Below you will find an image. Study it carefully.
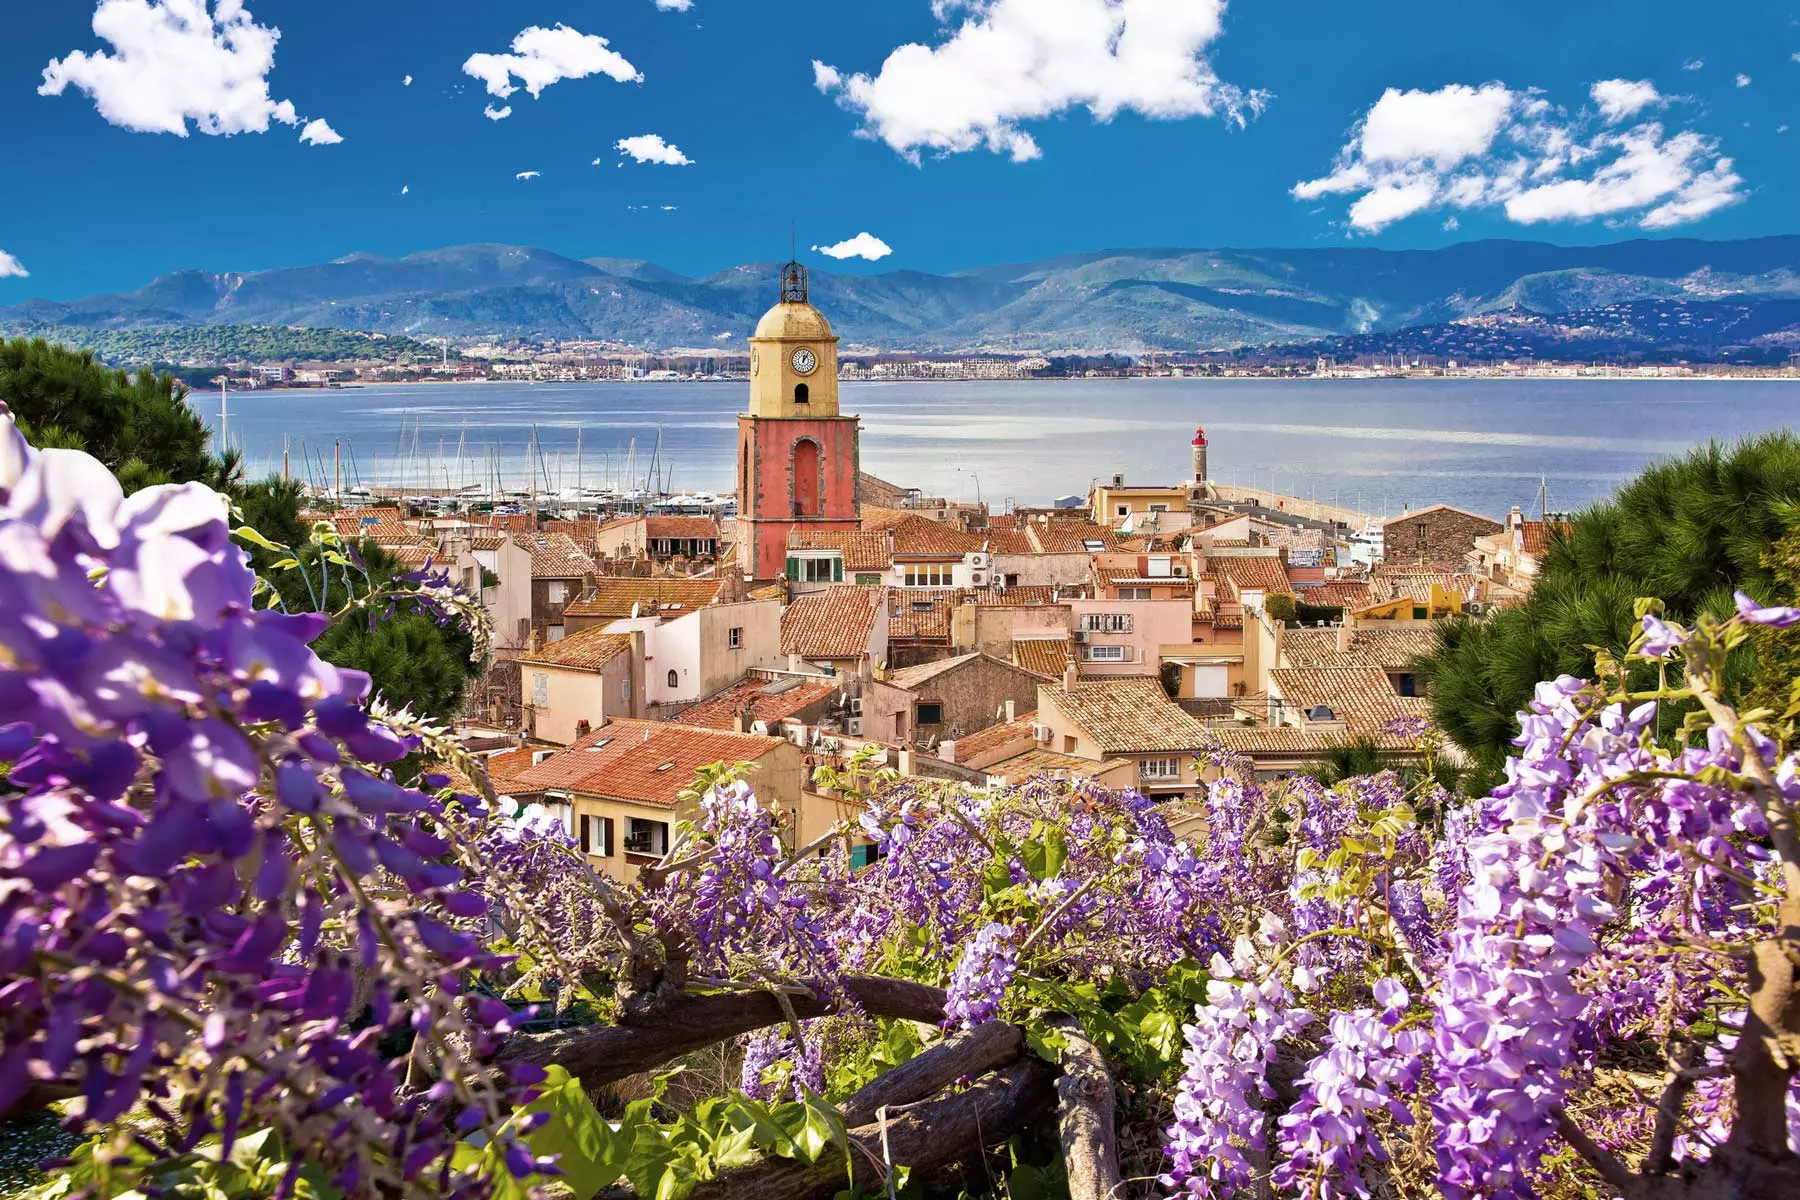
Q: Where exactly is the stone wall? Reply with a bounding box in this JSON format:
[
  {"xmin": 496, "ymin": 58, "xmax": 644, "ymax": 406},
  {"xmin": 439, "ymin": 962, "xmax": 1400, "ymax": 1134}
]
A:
[{"xmin": 1383, "ymin": 508, "xmax": 1503, "ymax": 568}]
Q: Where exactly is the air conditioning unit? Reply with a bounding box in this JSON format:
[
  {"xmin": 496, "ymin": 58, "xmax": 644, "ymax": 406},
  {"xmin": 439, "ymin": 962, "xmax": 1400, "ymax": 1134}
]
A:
[
  {"xmin": 751, "ymin": 720, "xmax": 770, "ymax": 736},
  {"xmin": 1071, "ymin": 630, "xmax": 1090, "ymax": 643},
  {"xmin": 1031, "ymin": 724, "xmax": 1052, "ymax": 743},
  {"xmin": 848, "ymin": 718, "xmax": 864, "ymax": 736},
  {"xmin": 849, "ymin": 697, "xmax": 863, "ymax": 716}
]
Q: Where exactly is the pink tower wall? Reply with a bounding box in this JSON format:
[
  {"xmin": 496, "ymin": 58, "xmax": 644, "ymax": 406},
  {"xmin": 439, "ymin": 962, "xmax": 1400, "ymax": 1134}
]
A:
[{"xmin": 737, "ymin": 414, "xmax": 861, "ymax": 579}]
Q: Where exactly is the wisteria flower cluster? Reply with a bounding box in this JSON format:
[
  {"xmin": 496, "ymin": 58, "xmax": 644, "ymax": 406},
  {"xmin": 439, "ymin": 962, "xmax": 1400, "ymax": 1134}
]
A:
[{"xmin": 0, "ymin": 416, "xmax": 568, "ymax": 1195}]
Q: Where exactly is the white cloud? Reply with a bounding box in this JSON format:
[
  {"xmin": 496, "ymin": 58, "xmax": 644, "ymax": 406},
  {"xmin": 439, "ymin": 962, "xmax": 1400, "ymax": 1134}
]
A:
[
  {"xmin": 1737, "ymin": 73, "xmax": 1753, "ymax": 87},
  {"xmin": 298, "ymin": 118, "xmax": 341, "ymax": 145},
  {"xmin": 1442, "ymin": 216, "xmax": 1460, "ymax": 231},
  {"xmin": 1683, "ymin": 58, "xmax": 1704, "ymax": 71},
  {"xmin": 516, "ymin": 170, "xmax": 540, "ymax": 180},
  {"xmin": 1793, "ymin": 53, "xmax": 1800, "ymax": 64},
  {"xmin": 39, "ymin": 0, "xmax": 309, "ymax": 137},
  {"xmin": 1590, "ymin": 78, "xmax": 1663, "ymax": 123},
  {"xmin": 812, "ymin": 0, "xmax": 1265, "ymax": 163},
  {"xmin": 812, "ymin": 232, "xmax": 894, "ymax": 261},
  {"xmin": 661, "ymin": 205, "xmax": 678, "ymax": 211},
  {"xmin": 0, "ymin": 251, "xmax": 28, "ymax": 279},
  {"xmin": 463, "ymin": 24, "xmax": 641, "ymax": 105},
  {"xmin": 403, "ymin": 74, "xmax": 413, "ymax": 87},
  {"xmin": 1294, "ymin": 80, "xmax": 1745, "ymax": 233},
  {"xmin": 616, "ymin": 133, "xmax": 692, "ymax": 165},
  {"xmin": 401, "ymin": 185, "xmax": 410, "ymax": 194},
  {"xmin": 1781, "ymin": 124, "xmax": 1791, "ymax": 134},
  {"xmin": 484, "ymin": 104, "xmax": 512, "ymax": 121},
  {"xmin": 655, "ymin": 0, "xmax": 694, "ymax": 9}
]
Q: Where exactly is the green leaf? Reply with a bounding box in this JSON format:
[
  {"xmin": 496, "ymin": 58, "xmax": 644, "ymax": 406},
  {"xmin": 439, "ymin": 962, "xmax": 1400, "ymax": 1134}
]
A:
[
  {"xmin": 490, "ymin": 1064, "xmax": 627, "ymax": 1200},
  {"xmin": 1042, "ymin": 826, "xmax": 1067, "ymax": 880},
  {"xmin": 231, "ymin": 525, "xmax": 287, "ymax": 552}
]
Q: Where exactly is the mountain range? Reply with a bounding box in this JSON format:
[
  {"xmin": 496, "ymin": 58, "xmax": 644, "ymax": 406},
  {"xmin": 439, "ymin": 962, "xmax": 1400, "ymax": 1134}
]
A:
[{"xmin": 9, "ymin": 237, "xmax": 1800, "ymax": 354}]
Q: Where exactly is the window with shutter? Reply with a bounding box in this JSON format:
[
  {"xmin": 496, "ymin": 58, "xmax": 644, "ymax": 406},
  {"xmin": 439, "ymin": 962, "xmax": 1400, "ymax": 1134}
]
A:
[
  {"xmin": 786, "ymin": 556, "xmax": 800, "ymax": 580},
  {"xmin": 833, "ymin": 557, "xmax": 843, "ymax": 582},
  {"xmin": 578, "ymin": 814, "xmax": 592, "ymax": 854},
  {"xmin": 600, "ymin": 817, "xmax": 614, "ymax": 857}
]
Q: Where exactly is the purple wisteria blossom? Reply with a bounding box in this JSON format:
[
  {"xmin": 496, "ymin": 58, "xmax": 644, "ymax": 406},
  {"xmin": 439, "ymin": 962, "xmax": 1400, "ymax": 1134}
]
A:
[{"xmin": 942, "ymin": 921, "xmax": 1020, "ymax": 1029}]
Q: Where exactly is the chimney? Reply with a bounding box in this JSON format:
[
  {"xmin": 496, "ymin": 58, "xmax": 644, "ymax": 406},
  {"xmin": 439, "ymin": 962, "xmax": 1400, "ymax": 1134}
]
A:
[
  {"xmin": 1336, "ymin": 621, "xmax": 1352, "ymax": 654},
  {"xmin": 897, "ymin": 747, "xmax": 915, "ymax": 776},
  {"xmin": 1003, "ymin": 699, "xmax": 1016, "ymax": 723},
  {"xmin": 1062, "ymin": 661, "xmax": 1079, "ymax": 693}
]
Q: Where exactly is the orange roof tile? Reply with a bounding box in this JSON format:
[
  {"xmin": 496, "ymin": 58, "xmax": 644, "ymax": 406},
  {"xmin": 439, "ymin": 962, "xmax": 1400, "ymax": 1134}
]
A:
[
  {"xmin": 1379, "ymin": 504, "xmax": 1504, "ymax": 531},
  {"xmin": 1209, "ymin": 725, "xmax": 1420, "ymax": 757},
  {"xmin": 646, "ymin": 516, "xmax": 722, "ymax": 542},
  {"xmin": 1268, "ymin": 665, "xmax": 1433, "ymax": 737},
  {"xmin": 1043, "ymin": 677, "xmax": 1214, "ymax": 755},
  {"xmin": 676, "ymin": 676, "xmax": 840, "ymax": 732},
  {"xmin": 781, "ymin": 586, "xmax": 884, "ymax": 660},
  {"xmin": 984, "ymin": 748, "xmax": 1129, "ymax": 784},
  {"xmin": 948, "ymin": 713, "xmax": 1037, "ymax": 761},
  {"xmin": 1279, "ymin": 626, "xmax": 1438, "ymax": 671},
  {"xmin": 788, "ymin": 529, "xmax": 893, "ymax": 573},
  {"xmin": 565, "ymin": 577, "xmax": 724, "ymax": 620},
  {"xmin": 1013, "ymin": 639, "xmax": 1071, "ymax": 679},
  {"xmin": 518, "ymin": 628, "xmax": 635, "ymax": 672},
  {"xmin": 888, "ymin": 515, "xmax": 985, "ymax": 558},
  {"xmin": 1208, "ymin": 555, "xmax": 1294, "ymax": 599},
  {"xmin": 514, "ymin": 532, "xmax": 596, "ymax": 579},
  {"xmin": 484, "ymin": 747, "xmax": 538, "ymax": 795},
  {"xmin": 1297, "ymin": 582, "xmax": 1373, "ymax": 609},
  {"xmin": 1518, "ymin": 520, "xmax": 1572, "ymax": 557},
  {"xmin": 513, "ymin": 720, "xmax": 789, "ymax": 808},
  {"xmin": 1030, "ymin": 520, "xmax": 1116, "ymax": 555},
  {"xmin": 982, "ymin": 529, "xmax": 1036, "ymax": 554}
]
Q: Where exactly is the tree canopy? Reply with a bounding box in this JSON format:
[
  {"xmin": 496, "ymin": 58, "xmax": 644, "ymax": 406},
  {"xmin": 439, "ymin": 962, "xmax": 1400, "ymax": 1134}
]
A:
[{"xmin": 1420, "ymin": 432, "xmax": 1800, "ymax": 773}]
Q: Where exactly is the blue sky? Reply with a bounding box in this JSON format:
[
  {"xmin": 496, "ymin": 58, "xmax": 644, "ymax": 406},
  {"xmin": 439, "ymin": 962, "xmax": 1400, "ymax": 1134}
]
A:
[{"xmin": 3, "ymin": 0, "xmax": 1800, "ymax": 300}]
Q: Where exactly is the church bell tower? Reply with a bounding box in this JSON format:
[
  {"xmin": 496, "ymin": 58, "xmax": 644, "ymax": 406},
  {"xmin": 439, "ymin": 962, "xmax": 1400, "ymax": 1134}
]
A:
[{"xmin": 736, "ymin": 260, "xmax": 861, "ymax": 580}]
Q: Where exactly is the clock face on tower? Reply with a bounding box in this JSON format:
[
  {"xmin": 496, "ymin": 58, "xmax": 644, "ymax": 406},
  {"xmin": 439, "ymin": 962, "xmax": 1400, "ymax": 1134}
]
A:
[{"xmin": 790, "ymin": 347, "xmax": 817, "ymax": 375}]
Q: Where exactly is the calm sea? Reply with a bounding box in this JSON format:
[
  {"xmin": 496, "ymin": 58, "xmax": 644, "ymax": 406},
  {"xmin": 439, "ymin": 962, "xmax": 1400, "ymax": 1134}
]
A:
[{"xmin": 201, "ymin": 378, "xmax": 1800, "ymax": 519}]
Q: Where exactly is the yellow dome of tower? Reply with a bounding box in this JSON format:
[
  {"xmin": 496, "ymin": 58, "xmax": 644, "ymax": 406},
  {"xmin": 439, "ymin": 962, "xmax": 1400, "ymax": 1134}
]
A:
[{"xmin": 746, "ymin": 259, "xmax": 840, "ymax": 419}]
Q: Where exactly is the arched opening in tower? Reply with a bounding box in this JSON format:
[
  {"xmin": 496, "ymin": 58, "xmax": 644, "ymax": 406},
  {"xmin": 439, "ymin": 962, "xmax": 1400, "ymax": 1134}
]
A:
[
  {"xmin": 793, "ymin": 439, "xmax": 821, "ymax": 517},
  {"xmin": 794, "ymin": 383, "xmax": 810, "ymax": 405}
]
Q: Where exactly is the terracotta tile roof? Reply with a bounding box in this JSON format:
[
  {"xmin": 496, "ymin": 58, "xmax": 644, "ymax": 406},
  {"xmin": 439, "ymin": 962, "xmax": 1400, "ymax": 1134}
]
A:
[
  {"xmin": 646, "ymin": 516, "xmax": 721, "ymax": 542},
  {"xmin": 469, "ymin": 530, "xmax": 511, "ymax": 551},
  {"xmin": 472, "ymin": 514, "xmax": 536, "ymax": 534},
  {"xmin": 518, "ymin": 627, "xmax": 635, "ymax": 672},
  {"xmin": 782, "ymin": 586, "xmax": 884, "ymax": 660},
  {"xmin": 514, "ymin": 532, "xmax": 596, "ymax": 579},
  {"xmin": 1380, "ymin": 504, "xmax": 1504, "ymax": 531},
  {"xmin": 983, "ymin": 529, "xmax": 1037, "ymax": 555},
  {"xmin": 1268, "ymin": 665, "xmax": 1433, "ymax": 737},
  {"xmin": 788, "ymin": 529, "xmax": 892, "ymax": 573},
  {"xmin": 888, "ymin": 515, "xmax": 985, "ymax": 558},
  {"xmin": 1518, "ymin": 520, "xmax": 1572, "ymax": 557},
  {"xmin": 1096, "ymin": 566, "xmax": 1195, "ymax": 594},
  {"xmin": 1280, "ymin": 627, "xmax": 1438, "ymax": 671},
  {"xmin": 565, "ymin": 577, "xmax": 724, "ymax": 620},
  {"xmin": 1213, "ymin": 611, "xmax": 1244, "ymax": 631},
  {"xmin": 887, "ymin": 589, "xmax": 956, "ymax": 642},
  {"xmin": 858, "ymin": 507, "xmax": 917, "ymax": 532},
  {"xmin": 1013, "ymin": 639, "xmax": 1071, "ymax": 679},
  {"xmin": 977, "ymin": 585, "xmax": 1065, "ymax": 606},
  {"xmin": 385, "ymin": 544, "xmax": 439, "ymax": 569},
  {"xmin": 513, "ymin": 719, "xmax": 788, "ymax": 808},
  {"xmin": 884, "ymin": 651, "xmax": 1029, "ymax": 692},
  {"xmin": 676, "ymin": 676, "xmax": 839, "ymax": 732},
  {"xmin": 1042, "ymin": 677, "xmax": 1214, "ymax": 755},
  {"xmin": 484, "ymin": 747, "xmax": 538, "ymax": 795},
  {"xmin": 949, "ymin": 713, "xmax": 1036, "ymax": 761},
  {"xmin": 1030, "ymin": 520, "xmax": 1116, "ymax": 555},
  {"xmin": 1209, "ymin": 725, "xmax": 1419, "ymax": 756},
  {"xmin": 984, "ymin": 748, "xmax": 1128, "ymax": 784},
  {"xmin": 749, "ymin": 582, "xmax": 786, "ymax": 602},
  {"xmin": 1297, "ymin": 582, "xmax": 1373, "ymax": 609},
  {"xmin": 1207, "ymin": 556, "xmax": 1295, "ymax": 599}
]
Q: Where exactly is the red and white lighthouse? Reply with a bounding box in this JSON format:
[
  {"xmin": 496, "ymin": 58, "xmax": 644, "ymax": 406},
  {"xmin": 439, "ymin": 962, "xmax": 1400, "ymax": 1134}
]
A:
[{"xmin": 1191, "ymin": 427, "xmax": 1209, "ymax": 491}]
